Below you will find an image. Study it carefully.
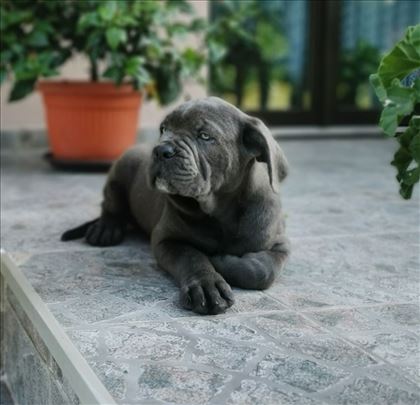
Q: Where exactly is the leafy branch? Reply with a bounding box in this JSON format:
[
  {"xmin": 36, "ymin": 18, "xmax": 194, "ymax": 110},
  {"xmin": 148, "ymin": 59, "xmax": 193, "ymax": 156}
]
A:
[
  {"xmin": 370, "ymin": 24, "xmax": 420, "ymax": 199},
  {"xmin": 0, "ymin": 0, "xmax": 206, "ymax": 105}
]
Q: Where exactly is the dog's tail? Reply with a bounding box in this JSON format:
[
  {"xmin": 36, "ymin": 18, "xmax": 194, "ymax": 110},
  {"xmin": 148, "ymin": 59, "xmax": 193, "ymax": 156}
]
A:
[{"xmin": 61, "ymin": 218, "xmax": 99, "ymax": 241}]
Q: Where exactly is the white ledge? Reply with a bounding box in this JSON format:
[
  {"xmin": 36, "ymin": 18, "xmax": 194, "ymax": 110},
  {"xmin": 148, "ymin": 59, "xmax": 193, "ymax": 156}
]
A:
[{"xmin": 1, "ymin": 251, "xmax": 117, "ymax": 405}]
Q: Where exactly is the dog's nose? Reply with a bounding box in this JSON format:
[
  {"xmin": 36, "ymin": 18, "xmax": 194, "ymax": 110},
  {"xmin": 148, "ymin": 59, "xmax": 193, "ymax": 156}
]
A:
[{"xmin": 153, "ymin": 143, "xmax": 176, "ymax": 160}]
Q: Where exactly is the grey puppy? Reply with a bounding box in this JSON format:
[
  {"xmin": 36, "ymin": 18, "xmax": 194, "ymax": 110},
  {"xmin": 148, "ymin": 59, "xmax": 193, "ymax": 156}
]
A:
[{"xmin": 62, "ymin": 97, "xmax": 290, "ymax": 315}]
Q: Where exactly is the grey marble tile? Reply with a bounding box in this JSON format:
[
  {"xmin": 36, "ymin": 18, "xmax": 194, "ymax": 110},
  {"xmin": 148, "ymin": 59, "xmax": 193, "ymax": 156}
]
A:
[
  {"xmin": 89, "ymin": 360, "xmax": 129, "ymax": 401},
  {"xmin": 305, "ymin": 308, "xmax": 383, "ymax": 333},
  {"xmin": 251, "ymin": 352, "xmax": 349, "ymax": 393},
  {"xmin": 253, "ymin": 313, "xmax": 376, "ymax": 368},
  {"xmin": 103, "ymin": 327, "xmax": 190, "ymax": 361},
  {"xmin": 19, "ymin": 249, "xmax": 173, "ymax": 305},
  {"xmin": 179, "ymin": 317, "xmax": 266, "ymax": 343},
  {"xmin": 325, "ymin": 376, "xmax": 420, "ymax": 405},
  {"xmin": 347, "ymin": 330, "xmax": 420, "ymax": 365},
  {"xmin": 364, "ymin": 365, "xmax": 420, "ymax": 393},
  {"xmin": 267, "ymin": 280, "xmax": 378, "ymax": 310},
  {"xmin": 359, "ymin": 304, "xmax": 420, "ymax": 330},
  {"xmin": 226, "ymin": 379, "xmax": 322, "ymax": 405},
  {"xmin": 253, "ymin": 312, "xmax": 323, "ymax": 340},
  {"xmin": 48, "ymin": 293, "xmax": 143, "ymax": 326},
  {"xmin": 1, "ymin": 172, "xmax": 103, "ymax": 211},
  {"xmin": 229, "ymin": 290, "xmax": 286, "ymax": 313},
  {"xmin": 308, "ymin": 304, "xmax": 420, "ymax": 336},
  {"xmin": 269, "ymin": 232, "xmax": 419, "ymax": 309},
  {"xmin": 136, "ymin": 364, "xmax": 231, "ymax": 404},
  {"xmin": 283, "ymin": 191, "xmax": 420, "ymax": 239},
  {"xmin": 65, "ymin": 329, "xmax": 100, "ymax": 358},
  {"xmin": 192, "ymin": 337, "xmax": 258, "ymax": 371},
  {"xmin": 274, "ymin": 334, "xmax": 377, "ymax": 368},
  {"xmin": 398, "ymin": 362, "xmax": 420, "ymax": 386},
  {"xmin": 1, "ymin": 204, "xmax": 100, "ymax": 254}
]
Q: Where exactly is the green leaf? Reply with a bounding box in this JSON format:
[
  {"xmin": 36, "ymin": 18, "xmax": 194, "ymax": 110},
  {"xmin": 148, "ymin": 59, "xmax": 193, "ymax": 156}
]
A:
[
  {"xmin": 369, "ymin": 73, "xmax": 387, "ymax": 103},
  {"xmin": 103, "ymin": 65, "xmax": 123, "ymax": 84},
  {"xmin": 402, "ymin": 166, "xmax": 420, "ymax": 185},
  {"xmin": 167, "ymin": 23, "xmax": 189, "ymax": 36},
  {"xmin": 134, "ymin": 66, "xmax": 151, "ymax": 89},
  {"xmin": 409, "ymin": 132, "xmax": 420, "ymax": 163},
  {"xmin": 189, "ymin": 18, "xmax": 206, "ymax": 32},
  {"xmin": 399, "ymin": 182, "xmax": 414, "ymax": 199},
  {"xmin": 155, "ymin": 65, "xmax": 182, "ymax": 105},
  {"xmin": 181, "ymin": 48, "xmax": 204, "ymax": 77},
  {"xmin": 378, "ymin": 80, "xmax": 416, "ymax": 136},
  {"xmin": 391, "ymin": 145, "xmax": 412, "ymax": 173},
  {"xmin": 99, "ymin": 1, "xmax": 117, "ymax": 21},
  {"xmin": 78, "ymin": 12, "xmax": 100, "ymax": 30},
  {"xmin": 379, "ymin": 106, "xmax": 399, "ymax": 136},
  {"xmin": 105, "ymin": 28, "xmax": 127, "ymax": 50},
  {"xmin": 387, "ymin": 79, "xmax": 416, "ymax": 115},
  {"xmin": 413, "ymin": 77, "xmax": 420, "ymax": 102},
  {"xmin": 28, "ymin": 31, "xmax": 49, "ymax": 47},
  {"xmin": 208, "ymin": 40, "xmax": 227, "ymax": 63},
  {"xmin": 124, "ymin": 56, "xmax": 144, "ymax": 75},
  {"xmin": 377, "ymin": 25, "xmax": 420, "ymax": 88},
  {"xmin": 9, "ymin": 79, "xmax": 36, "ymax": 101}
]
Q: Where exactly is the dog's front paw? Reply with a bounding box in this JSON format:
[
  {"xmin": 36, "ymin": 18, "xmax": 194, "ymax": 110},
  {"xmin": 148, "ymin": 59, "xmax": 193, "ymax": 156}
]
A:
[
  {"xmin": 85, "ymin": 217, "xmax": 125, "ymax": 247},
  {"xmin": 180, "ymin": 273, "xmax": 235, "ymax": 315}
]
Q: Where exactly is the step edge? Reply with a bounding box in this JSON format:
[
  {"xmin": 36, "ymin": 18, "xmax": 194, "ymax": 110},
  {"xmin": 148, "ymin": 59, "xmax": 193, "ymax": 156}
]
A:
[{"xmin": 0, "ymin": 250, "xmax": 117, "ymax": 405}]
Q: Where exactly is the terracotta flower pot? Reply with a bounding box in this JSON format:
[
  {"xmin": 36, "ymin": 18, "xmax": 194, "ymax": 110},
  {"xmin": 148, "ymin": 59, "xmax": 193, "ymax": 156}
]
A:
[{"xmin": 38, "ymin": 81, "xmax": 142, "ymax": 161}]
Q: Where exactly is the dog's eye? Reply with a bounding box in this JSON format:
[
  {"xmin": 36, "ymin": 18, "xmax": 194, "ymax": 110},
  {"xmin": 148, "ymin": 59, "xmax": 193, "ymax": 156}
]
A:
[
  {"xmin": 160, "ymin": 125, "xmax": 166, "ymax": 134},
  {"xmin": 198, "ymin": 132, "xmax": 211, "ymax": 141}
]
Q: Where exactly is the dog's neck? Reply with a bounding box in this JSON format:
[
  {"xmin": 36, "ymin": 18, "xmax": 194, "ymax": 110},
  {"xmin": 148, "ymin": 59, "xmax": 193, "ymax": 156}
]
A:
[
  {"xmin": 197, "ymin": 160, "xmax": 257, "ymax": 217},
  {"xmin": 168, "ymin": 160, "xmax": 260, "ymax": 219}
]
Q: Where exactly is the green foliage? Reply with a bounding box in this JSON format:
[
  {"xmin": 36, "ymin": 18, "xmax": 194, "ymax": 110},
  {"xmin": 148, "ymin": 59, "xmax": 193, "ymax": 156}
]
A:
[
  {"xmin": 0, "ymin": 0, "xmax": 205, "ymax": 105},
  {"xmin": 207, "ymin": 0, "xmax": 288, "ymax": 109},
  {"xmin": 338, "ymin": 41, "xmax": 380, "ymax": 106},
  {"xmin": 370, "ymin": 25, "xmax": 420, "ymax": 199}
]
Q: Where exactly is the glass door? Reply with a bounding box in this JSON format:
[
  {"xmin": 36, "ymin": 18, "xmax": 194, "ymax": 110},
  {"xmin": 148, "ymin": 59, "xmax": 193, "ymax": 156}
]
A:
[
  {"xmin": 208, "ymin": 0, "xmax": 319, "ymax": 125},
  {"xmin": 209, "ymin": 0, "xmax": 420, "ymax": 126}
]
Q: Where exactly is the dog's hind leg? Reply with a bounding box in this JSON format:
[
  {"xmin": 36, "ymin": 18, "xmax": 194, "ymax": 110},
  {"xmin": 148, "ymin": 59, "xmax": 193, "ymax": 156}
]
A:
[{"xmin": 210, "ymin": 236, "xmax": 290, "ymax": 290}]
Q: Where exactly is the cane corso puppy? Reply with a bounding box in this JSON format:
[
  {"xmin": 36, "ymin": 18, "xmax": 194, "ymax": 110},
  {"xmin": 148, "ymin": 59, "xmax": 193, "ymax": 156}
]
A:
[{"xmin": 62, "ymin": 97, "xmax": 290, "ymax": 315}]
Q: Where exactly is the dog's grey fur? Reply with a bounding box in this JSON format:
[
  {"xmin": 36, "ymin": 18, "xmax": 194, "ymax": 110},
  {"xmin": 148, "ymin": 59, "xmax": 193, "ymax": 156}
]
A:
[{"xmin": 63, "ymin": 97, "xmax": 290, "ymax": 315}]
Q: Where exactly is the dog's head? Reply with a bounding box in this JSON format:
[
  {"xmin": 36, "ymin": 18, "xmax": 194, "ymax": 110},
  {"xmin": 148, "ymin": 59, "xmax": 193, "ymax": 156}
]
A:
[{"xmin": 149, "ymin": 97, "xmax": 288, "ymax": 199}]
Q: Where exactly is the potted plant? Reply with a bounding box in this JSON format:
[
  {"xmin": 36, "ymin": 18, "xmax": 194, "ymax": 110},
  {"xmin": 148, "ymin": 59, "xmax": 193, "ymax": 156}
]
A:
[
  {"xmin": 0, "ymin": 0, "xmax": 205, "ymax": 164},
  {"xmin": 370, "ymin": 24, "xmax": 420, "ymax": 199}
]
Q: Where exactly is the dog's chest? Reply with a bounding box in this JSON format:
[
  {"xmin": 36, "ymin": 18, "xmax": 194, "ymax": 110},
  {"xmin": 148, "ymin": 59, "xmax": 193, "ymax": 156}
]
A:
[{"xmin": 208, "ymin": 206, "xmax": 255, "ymax": 254}]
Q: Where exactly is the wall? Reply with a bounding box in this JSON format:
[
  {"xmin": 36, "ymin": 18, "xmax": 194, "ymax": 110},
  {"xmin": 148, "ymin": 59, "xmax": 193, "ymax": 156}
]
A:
[{"xmin": 0, "ymin": 1, "xmax": 208, "ymax": 131}]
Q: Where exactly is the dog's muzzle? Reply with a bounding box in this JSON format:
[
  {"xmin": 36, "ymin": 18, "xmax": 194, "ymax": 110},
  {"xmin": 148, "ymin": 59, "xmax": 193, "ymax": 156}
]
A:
[{"xmin": 152, "ymin": 143, "xmax": 177, "ymax": 161}]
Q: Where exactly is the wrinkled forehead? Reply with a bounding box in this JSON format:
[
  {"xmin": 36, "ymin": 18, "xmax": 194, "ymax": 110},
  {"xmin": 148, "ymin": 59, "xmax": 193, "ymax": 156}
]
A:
[{"xmin": 162, "ymin": 98, "xmax": 242, "ymax": 135}]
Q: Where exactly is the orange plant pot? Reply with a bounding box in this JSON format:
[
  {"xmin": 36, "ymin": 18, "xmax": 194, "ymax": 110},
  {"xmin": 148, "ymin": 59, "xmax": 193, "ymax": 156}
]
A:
[{"xmin": 38, "ymin": 81, "xmax": 142, "ymax": 161}]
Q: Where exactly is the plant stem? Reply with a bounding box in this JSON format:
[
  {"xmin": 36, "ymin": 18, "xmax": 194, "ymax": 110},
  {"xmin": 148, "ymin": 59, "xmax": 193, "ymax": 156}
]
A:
[{"xmin": 90, "ymin": 56, "xmax": 98, "ymax": 82}]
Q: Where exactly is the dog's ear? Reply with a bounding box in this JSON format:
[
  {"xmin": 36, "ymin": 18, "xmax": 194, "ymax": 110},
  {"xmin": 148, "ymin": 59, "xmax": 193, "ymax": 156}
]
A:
[{"xmin": 242, "ymin": 116, "xmax": 288, "ymax": 192}]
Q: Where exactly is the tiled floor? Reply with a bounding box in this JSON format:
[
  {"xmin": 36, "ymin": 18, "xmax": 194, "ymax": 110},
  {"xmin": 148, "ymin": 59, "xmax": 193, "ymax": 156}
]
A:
[{"xmin": 1, "ymin": 139, "xmax": 419, "ymax": 404}]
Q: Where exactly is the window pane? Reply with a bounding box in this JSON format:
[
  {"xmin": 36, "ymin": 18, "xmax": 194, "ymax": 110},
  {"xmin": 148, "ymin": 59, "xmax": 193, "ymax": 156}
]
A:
[
  {"xmin": 337, "ymin": 0, "xmax": 420, "ymax": 110},
  {"xmin": 209, "ymin": 0, "xmax": 310, "ymax": 112}
]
